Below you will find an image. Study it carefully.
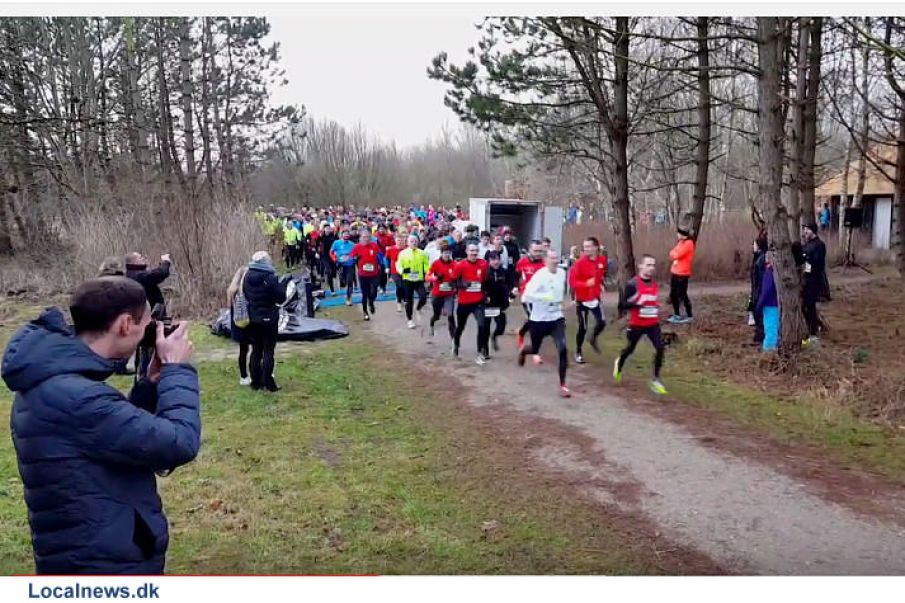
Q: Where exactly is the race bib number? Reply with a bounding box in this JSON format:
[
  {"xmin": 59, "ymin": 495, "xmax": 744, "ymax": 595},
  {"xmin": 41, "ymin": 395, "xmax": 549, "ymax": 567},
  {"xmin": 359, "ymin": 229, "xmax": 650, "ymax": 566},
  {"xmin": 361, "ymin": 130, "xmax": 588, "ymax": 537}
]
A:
[
  {"xmin": 581, "ymin": 299, "xmax": 600, "ymax": 309},
  {"xmin": 363, "ymin": 263, "xmax": 375, "ymax": 272},
  {"xmin": 406, "ymin": 272, "xmax": 421, "ymax": 281},
  {"xmin": 439, "ymin": 282, "xmax": 452, "ymax": 292},
  {"xmin": 804, "ymin": 262, "xmax": 812, "ymax": 274},
  {"xmin": 546, "ymin": 302, "xmax": 562, "ymax": 313},
  {"xmin": 340, "ymin": 255, "xmax": 350, "ymax": 263},
  {"xmin": 639, "ymin": 307, "xmax": 659, "ymax": 318},
  {"xmin": 466, "ymin": 281, "xmax": 482, "ymax": 293},
  {"xmin": 485, "ymin": 307, "xmax": 501, "ymax": 318}
]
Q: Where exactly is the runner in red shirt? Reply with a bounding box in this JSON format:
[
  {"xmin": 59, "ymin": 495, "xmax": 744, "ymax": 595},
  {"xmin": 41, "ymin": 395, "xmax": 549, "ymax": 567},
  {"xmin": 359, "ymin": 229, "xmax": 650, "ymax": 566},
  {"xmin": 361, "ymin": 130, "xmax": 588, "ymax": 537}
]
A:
[
  {"xmin": 384, "ymin": 233, "xmax": 405, "ymax": 313},
  {"xmin": 350, "ymin": 229, "xmax": 382, "ymax": 321},
  {"xmin": 451, "ymin": 243, "xmax": 489, "ymax": 363},
  {"xmin": 427, "ymin": 240, "xmax": 458, "ymax": 340},
  {"xmin": 375, "ymin": 224, "xmax": 395, "ymax": 295},
  {"xmin": 614, "ymin": 254, "xmax": 668, "ymax": 395},
  {"xmin": 567, "ymin": 236, "xmax": 608, "ymax": 364},
  {"xmin": 513, "ymin": 240, "xmax": 546, "ymax": 357}
]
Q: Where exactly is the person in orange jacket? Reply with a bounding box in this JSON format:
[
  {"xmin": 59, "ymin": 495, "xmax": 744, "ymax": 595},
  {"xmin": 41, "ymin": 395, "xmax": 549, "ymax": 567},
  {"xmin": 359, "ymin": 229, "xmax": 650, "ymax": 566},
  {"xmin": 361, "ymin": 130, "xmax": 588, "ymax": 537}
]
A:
[{"xmin": 668, "ymin": 227, "xmax": 695, "ymax": 324}]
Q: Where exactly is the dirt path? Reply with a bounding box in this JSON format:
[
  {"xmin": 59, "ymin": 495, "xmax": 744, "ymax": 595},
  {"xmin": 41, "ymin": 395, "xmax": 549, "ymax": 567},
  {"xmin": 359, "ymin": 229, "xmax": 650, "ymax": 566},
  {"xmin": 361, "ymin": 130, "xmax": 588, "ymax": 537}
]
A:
[{"xmin": 364, "ymin": 303, "xmax": 905, "ymax": 575}]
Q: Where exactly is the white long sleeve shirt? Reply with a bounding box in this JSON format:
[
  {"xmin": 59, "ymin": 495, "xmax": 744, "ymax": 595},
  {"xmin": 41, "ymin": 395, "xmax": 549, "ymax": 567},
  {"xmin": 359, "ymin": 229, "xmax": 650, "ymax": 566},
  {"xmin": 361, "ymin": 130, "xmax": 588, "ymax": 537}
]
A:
[{"xmin": 521, "ymin": 267, "xmax": 566, "ymax": 322}]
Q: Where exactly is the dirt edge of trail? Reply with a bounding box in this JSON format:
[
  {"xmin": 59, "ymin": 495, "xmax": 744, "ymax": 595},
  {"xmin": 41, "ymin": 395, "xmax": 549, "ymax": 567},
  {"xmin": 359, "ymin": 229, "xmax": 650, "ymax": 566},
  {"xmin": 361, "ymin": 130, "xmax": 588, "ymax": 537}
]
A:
[{"xmin": 364, "ymin": 338, "xmax": 725, "ymax": 575}]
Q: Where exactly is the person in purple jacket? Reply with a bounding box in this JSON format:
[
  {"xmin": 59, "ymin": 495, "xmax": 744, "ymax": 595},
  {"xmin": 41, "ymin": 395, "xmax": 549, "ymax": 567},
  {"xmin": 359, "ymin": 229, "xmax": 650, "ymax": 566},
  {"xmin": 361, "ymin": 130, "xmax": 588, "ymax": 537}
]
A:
[{"xmin": 756, "ymin": 250, "xmax": 779, "ymax": 352}]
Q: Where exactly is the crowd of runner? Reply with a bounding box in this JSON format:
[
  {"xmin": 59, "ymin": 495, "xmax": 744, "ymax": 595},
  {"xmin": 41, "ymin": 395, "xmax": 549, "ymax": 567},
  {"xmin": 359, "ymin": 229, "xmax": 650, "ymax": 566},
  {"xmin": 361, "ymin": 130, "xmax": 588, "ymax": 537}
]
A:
[{"xmin": 250, "ymin": 203, "xmax": 683, "ymax": 398}]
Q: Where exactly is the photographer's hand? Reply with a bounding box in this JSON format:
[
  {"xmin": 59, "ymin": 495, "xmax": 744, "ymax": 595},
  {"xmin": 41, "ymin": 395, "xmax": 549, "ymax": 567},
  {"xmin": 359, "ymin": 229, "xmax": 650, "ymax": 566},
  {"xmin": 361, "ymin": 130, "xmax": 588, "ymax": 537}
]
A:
[
  {"xmin": 161, "ymin": 253, "xmax": 172, "ymax": 263},
  {"xmin": 155, "ymin": 321, "xmax": 193, "ymax": 366}
]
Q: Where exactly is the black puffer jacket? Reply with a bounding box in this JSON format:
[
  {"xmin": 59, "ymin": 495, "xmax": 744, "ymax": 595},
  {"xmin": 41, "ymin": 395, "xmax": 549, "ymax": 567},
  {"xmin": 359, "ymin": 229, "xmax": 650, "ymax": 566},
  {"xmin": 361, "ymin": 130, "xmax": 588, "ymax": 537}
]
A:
[
  {"xmin": 483, "ymin": 266, "xmax": 512, "ymax": 310},
  {"xmin": 243, "ymin": 264, "xmax": 287, "ymax": 326}
]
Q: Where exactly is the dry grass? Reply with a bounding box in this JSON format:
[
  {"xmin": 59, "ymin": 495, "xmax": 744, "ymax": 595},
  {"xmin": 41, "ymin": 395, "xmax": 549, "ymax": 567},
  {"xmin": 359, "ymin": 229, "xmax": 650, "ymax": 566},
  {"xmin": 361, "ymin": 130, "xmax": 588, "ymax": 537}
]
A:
[
  {"xmin": 564, "ymin": 218, "xmax": 884, "ymax": 281},
  {"xmin": 0, "ymin": 199, "xmax": 266, "ymax": 317},
  {"xmin": 684, "ymin": 277, "xmax": 905, "ymax": 425}
]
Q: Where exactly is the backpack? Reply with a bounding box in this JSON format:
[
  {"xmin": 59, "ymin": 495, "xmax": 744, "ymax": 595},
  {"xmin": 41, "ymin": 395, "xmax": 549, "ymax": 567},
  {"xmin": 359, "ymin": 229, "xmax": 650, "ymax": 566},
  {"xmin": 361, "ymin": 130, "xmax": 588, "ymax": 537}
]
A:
[{"xmin": 232, "ymin": 270, "xmax": 250, "ymax": 328}]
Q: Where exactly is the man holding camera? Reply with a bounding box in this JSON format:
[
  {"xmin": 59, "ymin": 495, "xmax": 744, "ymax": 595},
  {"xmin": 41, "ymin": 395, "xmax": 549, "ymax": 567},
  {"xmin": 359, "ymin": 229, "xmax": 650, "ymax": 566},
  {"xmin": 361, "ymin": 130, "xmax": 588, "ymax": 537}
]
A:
[
  {"xmin": 2, "ymin": 276, "xmax": 201, "ymax": 574},
  {"xmin": 126, "ymin": 252, "xmax": 172, "ymax": 314}
]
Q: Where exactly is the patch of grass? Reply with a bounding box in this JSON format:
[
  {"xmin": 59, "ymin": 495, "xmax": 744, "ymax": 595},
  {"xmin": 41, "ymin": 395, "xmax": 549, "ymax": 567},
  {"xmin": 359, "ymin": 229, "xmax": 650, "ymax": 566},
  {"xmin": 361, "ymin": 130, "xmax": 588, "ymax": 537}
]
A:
[{"xmin": 1, "ymin": 326, "xmax": 672, "ymax": 574}]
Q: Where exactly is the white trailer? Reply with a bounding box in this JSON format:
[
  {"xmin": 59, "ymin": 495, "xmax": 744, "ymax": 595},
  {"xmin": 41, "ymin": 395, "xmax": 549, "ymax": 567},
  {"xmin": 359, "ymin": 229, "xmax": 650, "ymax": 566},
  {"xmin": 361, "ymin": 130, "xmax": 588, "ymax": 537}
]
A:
[{"xmin": 468, "ymin": 198, "xmax": 563, "ymax": 255}]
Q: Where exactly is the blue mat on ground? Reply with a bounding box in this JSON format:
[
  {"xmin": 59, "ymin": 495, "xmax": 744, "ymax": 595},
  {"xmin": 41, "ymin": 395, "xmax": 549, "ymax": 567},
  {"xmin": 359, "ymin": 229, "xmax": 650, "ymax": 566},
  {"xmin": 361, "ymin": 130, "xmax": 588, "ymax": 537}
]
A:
[{"xmin": 318, "ymin": 285, "xmax": 400, "ymax": 308}]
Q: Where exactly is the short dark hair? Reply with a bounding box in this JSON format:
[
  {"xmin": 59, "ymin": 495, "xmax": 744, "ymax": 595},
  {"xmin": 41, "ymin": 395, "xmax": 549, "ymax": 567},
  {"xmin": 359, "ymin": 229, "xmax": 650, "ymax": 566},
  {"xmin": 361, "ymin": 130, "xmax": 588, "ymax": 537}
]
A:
[
  {"xmin": 70, "ymin": 277, "xmax": 148, "ymax": 335},
  {"xmin": 584, "ymin": 236, "xmax": 600, "ymax": 247},
  {"xmin": 530, "ymin": 239, "xmax": 543, "ymax": 248},
  {"xmin": 480, "ymin": 230, "xmax": 491, "ymax": 238},
  {"xmin": 543, "ymin": 237, "xmax": 552, "ymax": 245}
]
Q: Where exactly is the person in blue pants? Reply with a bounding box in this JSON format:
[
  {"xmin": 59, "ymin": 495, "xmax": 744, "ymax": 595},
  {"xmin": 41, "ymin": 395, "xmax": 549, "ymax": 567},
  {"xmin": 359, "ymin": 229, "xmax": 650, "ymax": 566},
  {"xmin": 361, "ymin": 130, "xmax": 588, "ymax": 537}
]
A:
[{"xmin": 756, "ymin": 251, "xmax": 779, "ymax": 352}]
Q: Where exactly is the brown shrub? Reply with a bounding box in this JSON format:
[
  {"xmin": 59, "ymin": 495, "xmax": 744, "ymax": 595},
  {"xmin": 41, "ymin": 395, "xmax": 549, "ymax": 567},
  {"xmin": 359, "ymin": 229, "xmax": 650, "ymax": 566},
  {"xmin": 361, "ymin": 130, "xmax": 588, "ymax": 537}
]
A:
[{"xmin": 564, "ymin": 217, "xmax": 883, "ymax": 281}]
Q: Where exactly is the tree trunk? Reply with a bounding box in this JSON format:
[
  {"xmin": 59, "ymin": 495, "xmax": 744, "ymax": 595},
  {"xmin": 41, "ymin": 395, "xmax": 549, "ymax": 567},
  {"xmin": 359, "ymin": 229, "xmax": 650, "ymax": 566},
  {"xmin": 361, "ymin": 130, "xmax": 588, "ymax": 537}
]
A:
[
  {"xmin": 757, "ymin": 17, "xmax": 807, "ymax": 355},
  {"xmin": 885, "ymin": 18, "xmax": 905, "ymax": 277},
  {"xmin": 895, "ymin": 105, "xmax": 905, "ymax": 277},
  {"xmin": 200, "ymin": 17, "xmax": 215, "ymax": 195},
  {"xmin": 179, "ymin": 17, "xmax": 197, "ymax": 188},
  {"xmin": 848, "ymin": 26, "xmax": 871, "ymax": 261},
  {"xmin": 788, "ymin": 18, "xmax": 809, "ymax": 238},
  {"xmin": 610, "ymin": 17, "xmax": 635, "ymax": 288},
  {"xmin": 689, "ymin": 16, "xmax": 711, "ymax": 239},
  {"xmin": 799, "ymin": 17, "xmax": 822, "ymax": 229}
]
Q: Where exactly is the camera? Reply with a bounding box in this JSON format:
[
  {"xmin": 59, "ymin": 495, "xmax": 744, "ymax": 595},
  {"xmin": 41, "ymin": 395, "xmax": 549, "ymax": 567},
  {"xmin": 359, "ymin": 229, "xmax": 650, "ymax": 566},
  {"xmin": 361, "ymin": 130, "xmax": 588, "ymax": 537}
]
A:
[{"xmin": 139, "ymin": 303, "xmax": 176, "ymax": 352}]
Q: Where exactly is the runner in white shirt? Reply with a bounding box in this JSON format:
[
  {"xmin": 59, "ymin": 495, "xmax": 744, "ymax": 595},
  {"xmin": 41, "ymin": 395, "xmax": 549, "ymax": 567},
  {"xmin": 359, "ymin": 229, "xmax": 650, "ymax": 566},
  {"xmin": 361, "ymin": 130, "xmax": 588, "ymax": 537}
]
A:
[{"xmin": 517, "ymin": 250, "xmax": 571, "ymax": 398}]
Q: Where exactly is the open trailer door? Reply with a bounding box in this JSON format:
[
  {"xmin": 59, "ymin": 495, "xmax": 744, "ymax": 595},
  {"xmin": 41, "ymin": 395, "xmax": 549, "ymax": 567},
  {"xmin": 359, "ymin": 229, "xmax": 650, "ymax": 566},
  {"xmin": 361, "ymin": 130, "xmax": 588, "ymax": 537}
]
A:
[
  {"xmin": 468, "ymin": 198, "xmax": 488, "ymax": 231},
  {"xmin": 542, "ymin": 205, "xmax": 563, "ymax": 255}
]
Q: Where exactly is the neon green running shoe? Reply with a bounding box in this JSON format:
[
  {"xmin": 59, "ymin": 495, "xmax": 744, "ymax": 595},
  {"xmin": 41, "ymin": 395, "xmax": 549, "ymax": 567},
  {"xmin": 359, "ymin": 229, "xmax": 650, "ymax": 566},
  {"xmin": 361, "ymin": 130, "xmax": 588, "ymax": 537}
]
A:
[
  {"xmin": 613, "ymin": 358, "xmax": 622, "ymax": 383},
  {"xmin": 649, "ymin": 379, "xmax": 668, "ymax": 395}
]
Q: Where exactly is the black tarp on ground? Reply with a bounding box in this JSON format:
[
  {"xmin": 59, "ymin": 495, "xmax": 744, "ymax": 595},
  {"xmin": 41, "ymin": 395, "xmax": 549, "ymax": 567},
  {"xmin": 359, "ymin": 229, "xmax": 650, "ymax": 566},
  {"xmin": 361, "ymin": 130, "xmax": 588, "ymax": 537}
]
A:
[{"xmin": 212, "ymin": 272, "xmax": 348, "ymax": 342}]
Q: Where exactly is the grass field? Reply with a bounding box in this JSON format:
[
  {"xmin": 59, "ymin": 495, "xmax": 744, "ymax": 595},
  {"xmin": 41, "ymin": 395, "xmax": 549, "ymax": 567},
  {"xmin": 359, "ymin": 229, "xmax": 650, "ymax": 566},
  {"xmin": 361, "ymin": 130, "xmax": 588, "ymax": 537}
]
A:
[{"xmin": 0, "ymin": 306, "xmax": 682, "ymax": 575}]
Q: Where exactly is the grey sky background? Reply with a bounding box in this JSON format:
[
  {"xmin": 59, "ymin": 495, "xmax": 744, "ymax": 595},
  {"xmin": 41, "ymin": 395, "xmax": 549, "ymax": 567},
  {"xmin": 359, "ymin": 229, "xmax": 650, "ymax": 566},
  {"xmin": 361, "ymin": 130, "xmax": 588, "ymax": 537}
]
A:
[{"xmin": 266, "ymin": 15, "xmax": 483, "ymax": 149}]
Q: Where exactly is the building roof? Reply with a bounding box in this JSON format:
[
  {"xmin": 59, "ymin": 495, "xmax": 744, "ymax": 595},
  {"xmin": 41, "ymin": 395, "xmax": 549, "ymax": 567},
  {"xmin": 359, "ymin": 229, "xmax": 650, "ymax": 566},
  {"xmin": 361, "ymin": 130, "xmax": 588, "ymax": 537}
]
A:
[{"xmin": 815, "ymin": 144, "xmax": 899, "ymax": 197}]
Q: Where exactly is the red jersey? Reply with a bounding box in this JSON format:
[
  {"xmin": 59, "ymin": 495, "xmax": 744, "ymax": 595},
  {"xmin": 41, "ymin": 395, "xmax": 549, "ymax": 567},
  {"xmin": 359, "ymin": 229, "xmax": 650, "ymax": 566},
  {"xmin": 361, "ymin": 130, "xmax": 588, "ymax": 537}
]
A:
[
  {"xmin": 515, "ymin": 257, "xmax": 545, "ymax": 296},
  {"xmin": 429, "ymin": 258, "xmax": 457, "ymax": 297},
  {"xmin": 376, "ymin": 233, "xmax": 395, "ymax": 251},
  {"xmin": 453, "ymin": 258, "xmax": 488, "ymax": 305},
  {"xmin": 629, "ymin": 276, "xmax": 660, "ymax": 328},
  {"xmin": 385, "ymin": 245, "xmax": 401, "ymax": 276},
  {"xmin": 351, "ymin": 242, "xmax": 381, "ymax": 277},
  {"xmin": 568, "ymin": 254, "xmax": 608, "ymax": 302}
]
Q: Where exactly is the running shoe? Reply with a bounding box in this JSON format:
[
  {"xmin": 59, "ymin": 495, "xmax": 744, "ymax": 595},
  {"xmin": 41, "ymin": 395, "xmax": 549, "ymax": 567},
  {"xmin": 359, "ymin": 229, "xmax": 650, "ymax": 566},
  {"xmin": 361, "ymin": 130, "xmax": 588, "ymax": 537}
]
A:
[
  {"xmin": 452, "ymin": 343, "xmax": 460, "ymax": 357},
  {"xmin": 492, "ymin": 335, "xmax": 500, "ymax": 352},
  {"xmin": 532, "ymin": 355, "xmax": 543, "ymax": 365},
  {"xmin": 407, "ymin": 320, "xmax": 416, "ymax": 329},
  {"xmin": 649, "ymin": 379, "xmax": 668, "ymax": 395},
  {"xmin": 680, "ymin": 316, "xmax": 693, "ymax": 324},
  {"xmin": 559, "ymin": 385, "xmax": 572, "ymax": 398},
  {"xmin": 345, "ymin": 299, "xmax": 353, "ymax": 307},
  {"xmin": 396, "ymin": 303, "xmax": 403, "ymax": 313},
  {"xmin": 429, "ymin": 324, "xmax": 435, "ymax": 337},
  {"xmin": 613, "ymin": 358, "xmax": 622, "ymax": 383},
  {"xmin": 239, "ymin": 377, "xmax": 252, "ymax": 386},
  {"xmin": 575, "ymin": 353, "xmax": 586, "ymax": 364},
  {"xmin": 475, "ymin": 355, "xmax": 487, "ymax": 366},
  {"xmin": 370, "ymin": 303, "xmax": 377, "ymax": 315},
  {"xmin": 363, "ymin": 313, "xmax": 371, "ymax": 322},
  {"xmin": 667, "ymin": 315, "xmax": 681, "ymax": 324}
]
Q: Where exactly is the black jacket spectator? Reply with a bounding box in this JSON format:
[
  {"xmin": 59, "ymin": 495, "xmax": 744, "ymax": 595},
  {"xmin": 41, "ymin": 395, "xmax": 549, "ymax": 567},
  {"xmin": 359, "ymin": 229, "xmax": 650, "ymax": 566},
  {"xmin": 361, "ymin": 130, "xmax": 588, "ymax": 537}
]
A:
[
  {"xmin": 243, "ymin": 263, "xmax": 287, "ymax": 326},
  {"xmin": 126, "ymin": 261, "xmax": 171, "ymax": 311}
]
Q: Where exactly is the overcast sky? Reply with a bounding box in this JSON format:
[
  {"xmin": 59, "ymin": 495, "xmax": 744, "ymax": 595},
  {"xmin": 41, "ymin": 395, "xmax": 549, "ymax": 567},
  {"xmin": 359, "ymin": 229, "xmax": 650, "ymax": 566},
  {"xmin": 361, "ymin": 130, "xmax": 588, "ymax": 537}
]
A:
[{"xmin": 266, "ymin": 15, "xmax": 482, "ymax": 149}]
